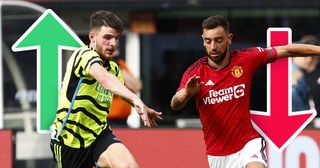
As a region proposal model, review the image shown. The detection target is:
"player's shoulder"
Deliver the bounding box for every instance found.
[239,47,265,53]
[108,60,123,80]
[231,47,265,56]
[185,57,206,74]
[106,60,121,74]
[77,45,91,52]
[109,60,120,69]
[77,45,99,57]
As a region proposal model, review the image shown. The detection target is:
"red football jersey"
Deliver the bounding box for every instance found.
[177,47,278,156]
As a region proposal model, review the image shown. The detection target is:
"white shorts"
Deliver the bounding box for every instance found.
[207,138,267,168]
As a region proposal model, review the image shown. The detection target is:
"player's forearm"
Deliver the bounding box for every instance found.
[290,44,320,56]
[100,71,143,107]
[171,89,191,111]
[277,44,320,58]
[90,63,143,107]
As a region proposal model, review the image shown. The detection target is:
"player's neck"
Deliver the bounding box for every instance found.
[208,53,230,70]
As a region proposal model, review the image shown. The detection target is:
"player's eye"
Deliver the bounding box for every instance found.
[205,39,211,44]
[104,36,112,40]
[216,38,223,43]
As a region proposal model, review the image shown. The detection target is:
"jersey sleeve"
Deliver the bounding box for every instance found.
[74,49,102,77]
[262,47,278,64]
[245,47,278,71]
[177,60,201,92]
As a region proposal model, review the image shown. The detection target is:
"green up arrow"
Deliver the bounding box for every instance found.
[12,9,84,133]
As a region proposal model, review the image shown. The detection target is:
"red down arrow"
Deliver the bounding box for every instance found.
[250,28,317,151]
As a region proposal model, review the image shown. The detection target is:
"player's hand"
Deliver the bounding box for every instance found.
[185,75,204,97]
[133,100,162,127]
[145,106,162,127]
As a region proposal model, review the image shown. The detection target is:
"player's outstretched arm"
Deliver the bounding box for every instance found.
[171,75,204,111]
[275,44,320,59]
[89,63,162,127]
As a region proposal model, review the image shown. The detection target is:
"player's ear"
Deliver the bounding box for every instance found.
[201,35,205,46]
[228,33,233,45]
[89,32,96,43]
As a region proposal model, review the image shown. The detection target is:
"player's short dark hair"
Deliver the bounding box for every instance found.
[202,15,229,33]
[90,10,124,34]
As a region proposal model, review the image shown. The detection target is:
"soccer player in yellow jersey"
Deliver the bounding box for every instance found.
[50,10,162,168]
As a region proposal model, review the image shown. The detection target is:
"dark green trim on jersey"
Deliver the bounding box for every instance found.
[84,56,100,71]
[115,66,119,77]
[63,126,85,148]
[82,79,96,85]
[57,108,69,113]
[76,96,109,112]
[66,75,80,102]
[56,116,99,138]
[65,119,99,137]
[57,136,64,145]
[104,61,111,71]
[65,49,82,101]
[57,107,106,126]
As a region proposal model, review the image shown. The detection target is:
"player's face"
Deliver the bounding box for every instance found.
[202,26,232,64]
[89,26,120,60]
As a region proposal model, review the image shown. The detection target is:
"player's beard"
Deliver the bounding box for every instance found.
[95,45,114,60]
[208,44,229,64]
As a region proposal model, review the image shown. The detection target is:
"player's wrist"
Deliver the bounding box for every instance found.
[181,88,193,99]
[132,98,144,109]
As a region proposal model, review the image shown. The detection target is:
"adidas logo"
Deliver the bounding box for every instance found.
[205,80,214,86]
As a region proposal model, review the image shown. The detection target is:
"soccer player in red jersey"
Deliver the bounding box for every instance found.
[171,15,320,168]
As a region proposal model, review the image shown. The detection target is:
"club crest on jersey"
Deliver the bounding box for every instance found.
[231,66,243,78]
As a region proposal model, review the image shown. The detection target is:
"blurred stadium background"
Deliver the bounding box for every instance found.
[1,0,320,167]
